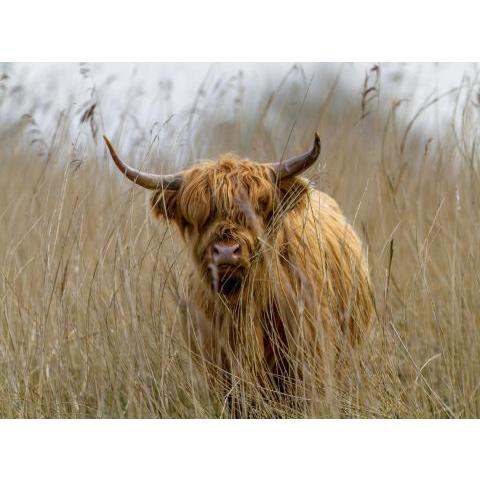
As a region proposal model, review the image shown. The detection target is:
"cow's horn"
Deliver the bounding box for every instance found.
[271,133,321,180]
[103,135,183,190]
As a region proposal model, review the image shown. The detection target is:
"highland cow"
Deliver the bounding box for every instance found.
[103,133,374,410]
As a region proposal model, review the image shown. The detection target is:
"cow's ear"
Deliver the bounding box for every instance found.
[150,189,178,219]
[276,176,310,213]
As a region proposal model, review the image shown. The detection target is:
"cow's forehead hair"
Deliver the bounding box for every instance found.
[185,154,272,182]
[183,155,274,199]
[176,154,275,225]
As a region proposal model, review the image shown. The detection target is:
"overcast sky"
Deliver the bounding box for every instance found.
[1,62,478,136]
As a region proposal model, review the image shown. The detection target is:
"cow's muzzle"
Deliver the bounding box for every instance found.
[207,240,247,295]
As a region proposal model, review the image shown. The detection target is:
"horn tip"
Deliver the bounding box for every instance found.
[313,132,321,157]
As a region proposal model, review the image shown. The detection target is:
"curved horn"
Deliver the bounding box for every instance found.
[103,135,183,190]
[271,133,321,180]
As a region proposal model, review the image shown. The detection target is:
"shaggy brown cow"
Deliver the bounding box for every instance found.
[104,134,374,411]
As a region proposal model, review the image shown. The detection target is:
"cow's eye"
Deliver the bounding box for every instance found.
[257,197,270,215]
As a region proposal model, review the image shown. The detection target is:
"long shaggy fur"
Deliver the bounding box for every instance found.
[151,154,374,409]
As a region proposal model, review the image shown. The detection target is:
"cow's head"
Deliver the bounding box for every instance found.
[104,134,320,298]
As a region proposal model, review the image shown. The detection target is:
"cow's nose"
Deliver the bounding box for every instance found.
[212,241,242,266]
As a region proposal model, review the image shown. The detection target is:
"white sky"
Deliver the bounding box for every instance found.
[1,62,478,138]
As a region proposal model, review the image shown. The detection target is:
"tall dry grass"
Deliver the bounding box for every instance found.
[1,64,480,418]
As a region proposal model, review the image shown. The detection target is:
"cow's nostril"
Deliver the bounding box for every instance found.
[212,242,242,263]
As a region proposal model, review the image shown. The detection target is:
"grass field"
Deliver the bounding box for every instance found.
[1,63,479,418]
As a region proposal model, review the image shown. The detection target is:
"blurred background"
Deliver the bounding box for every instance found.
[1,62,478,169]
[1,62,476,123]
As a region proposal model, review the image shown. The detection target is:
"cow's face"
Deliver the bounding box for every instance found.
[103,134,320,298]
[151,158,309,296]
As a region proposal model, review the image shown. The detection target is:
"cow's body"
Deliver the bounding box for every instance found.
[104,134,374,409]
[175,159,373,395]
